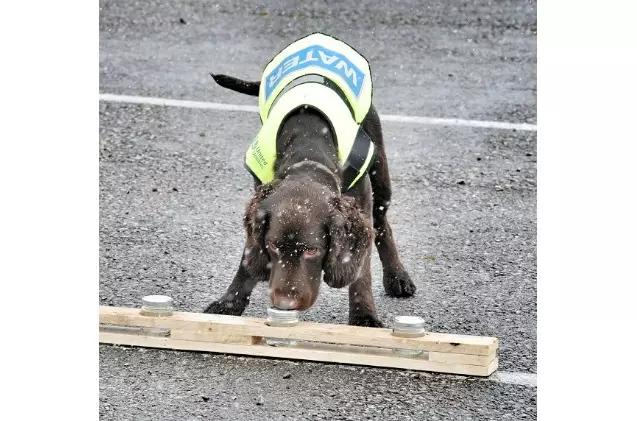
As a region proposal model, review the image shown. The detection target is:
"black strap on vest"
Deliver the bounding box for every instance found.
[341,128,373,192]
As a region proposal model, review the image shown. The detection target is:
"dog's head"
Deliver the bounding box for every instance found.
[242,179,373,311]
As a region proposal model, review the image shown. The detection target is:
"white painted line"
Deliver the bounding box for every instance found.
[99,93,259,113]
[489,371,537,387]
[381,114,536,131]
[99,93,537,132]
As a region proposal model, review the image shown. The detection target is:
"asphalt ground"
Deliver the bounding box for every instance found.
[99,0,537,419]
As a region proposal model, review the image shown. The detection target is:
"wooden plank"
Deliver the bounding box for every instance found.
[100,331,499,377]
[99,306,498,356]
[174,330,496,366]
[428,351,496,366]
[170,329,259,345]
[171,330,496,366]
[173,330,495,366]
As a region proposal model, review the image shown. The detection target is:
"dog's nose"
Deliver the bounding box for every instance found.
[271,291,299,310]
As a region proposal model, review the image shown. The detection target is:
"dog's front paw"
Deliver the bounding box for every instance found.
[349,312,384,328]
[203,298,247,316]
[383,270,416,298]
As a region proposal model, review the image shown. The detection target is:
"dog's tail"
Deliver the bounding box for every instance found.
[210,73,260,97]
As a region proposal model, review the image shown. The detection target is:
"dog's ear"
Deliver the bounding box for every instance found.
[323,195,374,288]
[242,182,277,279]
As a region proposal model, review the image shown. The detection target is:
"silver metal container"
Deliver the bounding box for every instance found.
[140,295,173,337]
[391,315,426,356]
[141,295,174,316]
[265,307,299,346]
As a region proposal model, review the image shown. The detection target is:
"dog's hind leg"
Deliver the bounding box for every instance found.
[363,106,416,298]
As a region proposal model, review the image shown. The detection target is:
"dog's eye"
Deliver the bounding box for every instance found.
[303,247,318,258]
[267,241,279,253]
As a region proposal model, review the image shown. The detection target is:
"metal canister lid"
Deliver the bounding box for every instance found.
[266,307,299,327]
[141,295,174,316]
[392,315,426,337]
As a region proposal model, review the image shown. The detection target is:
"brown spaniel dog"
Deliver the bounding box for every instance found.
[203,74,415,327]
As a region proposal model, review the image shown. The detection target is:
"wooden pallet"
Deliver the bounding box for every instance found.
[99,306,499,377]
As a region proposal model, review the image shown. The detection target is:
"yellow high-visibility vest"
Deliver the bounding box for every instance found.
[245,33,375,191]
